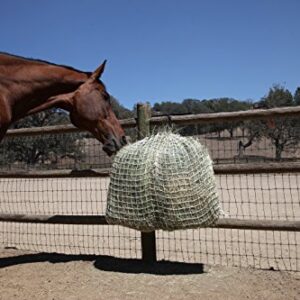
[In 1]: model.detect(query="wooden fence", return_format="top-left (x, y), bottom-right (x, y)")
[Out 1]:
top-left (1, 104), bottom-right (300, 263)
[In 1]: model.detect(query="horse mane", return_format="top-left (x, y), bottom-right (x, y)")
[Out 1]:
top-left (0, 52), bottom-right (91, 76)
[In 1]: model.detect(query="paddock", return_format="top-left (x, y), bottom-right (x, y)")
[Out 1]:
top-left (0, 105), bottom-right (299, 298)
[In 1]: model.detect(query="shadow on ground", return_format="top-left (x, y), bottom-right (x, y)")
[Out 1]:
top-left (0, 252), bottom-right (204, 275)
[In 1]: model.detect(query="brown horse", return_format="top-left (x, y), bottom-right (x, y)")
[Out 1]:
top-left (0, 53), bottom-right (126, 155)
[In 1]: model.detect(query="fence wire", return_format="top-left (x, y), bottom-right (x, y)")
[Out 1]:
top-left (157, 229), bottom-right (299, 271)
top-left (1, 222), bottom-right (141, 259)
top-left (0, 132), bottom-right (113, 171)
top-left (173, 117), bottom-right (300, 164)
top-left (0, 116), bottom-right (299, 271)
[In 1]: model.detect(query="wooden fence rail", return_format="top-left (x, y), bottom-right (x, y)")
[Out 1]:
top-left (5, 105), bottom-right (300, 138)
top-left (0, 214), bottom-right (299, 232)
top-left (150, 105), bottom-right (300, 125)
top-left (5, 119), bottom-right (136, 137)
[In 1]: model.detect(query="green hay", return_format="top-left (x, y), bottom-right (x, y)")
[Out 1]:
top-left (106, 132), bottom-right (220, 231)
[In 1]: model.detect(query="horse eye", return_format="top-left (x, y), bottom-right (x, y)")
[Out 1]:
top-left (103, 92), bottom-right (111, 103)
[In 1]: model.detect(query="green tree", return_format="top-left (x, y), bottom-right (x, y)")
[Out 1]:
top-left (262, 85), bottom-right (297, 160)
top-left (263, 84), bottom-right (294, 108)
top-left (294, 87), bottom-right (300, 105)
top-left (241, 85), bottom-right (299, 161)
top-left (153, 98), bottom-right (250, 136)
top-left (204, 98), bottom-right (251, 137)
top-left (152, 101), bottom-right (193, 135)
top-left (111, 96), bottom-right (134, 119)
top-left (153, 101), bottom-right (189, 115)
top-left (0, 109), bottom-right (84, 167)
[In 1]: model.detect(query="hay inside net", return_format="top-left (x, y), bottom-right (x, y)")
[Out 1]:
top-left (106, 132), bottom-right (220, 231)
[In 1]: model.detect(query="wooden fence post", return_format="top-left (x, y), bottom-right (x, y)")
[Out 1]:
top-left (137, 103), bottom-right (157, 263)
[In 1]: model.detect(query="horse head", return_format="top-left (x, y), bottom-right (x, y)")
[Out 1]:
top-left (57, 61), bottom-right (127, 156)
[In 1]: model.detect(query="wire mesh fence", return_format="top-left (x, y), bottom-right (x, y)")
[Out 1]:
top-left (157, 229), bottom-right (299, 271)
top-left (0, 111), bottom-right (299, 271)
top-left (0, 132), bottom-right (113, 171)
top-left (1, 222), bottom-right (141, 258)
top-left (157, 171), bottom-right (300, 271)
top-left (219, 173), bottom-right (300, 221)
top-left (0, 172), bottom-right (299, 270)
top-left (2, 115), bottom-right (299, 171)
top-left (171, 116), bottom-right (300, 164)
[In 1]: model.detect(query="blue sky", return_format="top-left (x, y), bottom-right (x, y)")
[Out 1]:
top-left (1, 0), bottom-right (299, 109)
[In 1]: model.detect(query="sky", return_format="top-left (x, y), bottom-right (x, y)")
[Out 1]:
top-left (1, 0), bottom-right (299, 109)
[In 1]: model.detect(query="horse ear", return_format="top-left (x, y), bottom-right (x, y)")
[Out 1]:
top-left (90, 60), bottom-right (107, 81)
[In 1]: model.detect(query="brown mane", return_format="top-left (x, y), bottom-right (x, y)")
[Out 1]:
top-left (0, 52), bottom-right (91, 75)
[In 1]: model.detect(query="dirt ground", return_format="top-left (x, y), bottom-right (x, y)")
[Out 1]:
top-left (0, 174), bottom-right (299, 272)
top-left (0, 173), bottom-right (299, 298)
top-left (0, 248), bottom-right (299, 300)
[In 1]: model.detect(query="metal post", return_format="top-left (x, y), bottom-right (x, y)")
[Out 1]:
top-left (137, 103), bottom-right (157, 263)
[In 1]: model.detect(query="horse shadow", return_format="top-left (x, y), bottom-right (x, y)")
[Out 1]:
top-left (0, 251), bottom-right (204, 275)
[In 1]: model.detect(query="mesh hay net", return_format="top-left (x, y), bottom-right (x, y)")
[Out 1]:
top-left (106, 132), bottom-right (220, 231)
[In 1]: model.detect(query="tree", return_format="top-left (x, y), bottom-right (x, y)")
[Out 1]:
top-left (294, 87), bottom-right (300, 105)
top-left (153, 98), bottom-right (250, 136)
top-left (152, 101), bottom-right (193, 135)
top-left (0, 109), bottom-right (84, 167)
top-left (153, 101), bottom-right (189, 115)
top-left (262, 85), bottom-right (297, 160)
top-left (110, 96), bottom-right (134, 119)
top-left (263, 84), bottom-right (294, 108)
top-left (241, 85), bottom-right (299, 161)
top-left (204, 98), bottom-right (251, 137)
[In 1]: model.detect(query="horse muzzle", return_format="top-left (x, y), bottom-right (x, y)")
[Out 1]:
top-left (103, 135), bottom-right (128, 156)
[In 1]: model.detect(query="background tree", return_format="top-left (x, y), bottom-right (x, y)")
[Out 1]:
top-left (203, 98), bottom-right (251, 137)
top-left (111, 96), bottom-right (134, 119)
top-left (0, 109), bottom-right (84, 168)
top-left (153, 98), bottom-right (250, 136)
top-left (241, 85), bottom-right (299, 161)
top-left (294, 87), bottom-right (300, 106)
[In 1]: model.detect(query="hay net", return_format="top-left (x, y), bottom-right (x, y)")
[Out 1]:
top-left (106, 132), bottom-right (220, 231)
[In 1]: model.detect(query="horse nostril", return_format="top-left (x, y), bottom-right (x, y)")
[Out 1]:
top-left (121, 135), bottom-right (127, 146)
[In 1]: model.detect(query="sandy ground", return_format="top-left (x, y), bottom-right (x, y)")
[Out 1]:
top-left (0, 248), bottom-right (299, 300)
top-left (0, 174), bottom-right (299, 219)
top-left (0, 173), bottom-right (299, 298)
top-left (0, 174), bottom-right (299, 272)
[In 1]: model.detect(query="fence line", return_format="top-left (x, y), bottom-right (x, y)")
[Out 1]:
top-left (1, 103), bottom-right (300, 270)
top-left (0, 168), bottom-right (111, 178)
top-left (5, 105), bottom-right (300, 137)
top-left (0, 214), bottom-right (299, 232)
top-left (0, 162), bottom-right (300, 178)
top-left (5, 118), bottom-right (136, 137)
top-left (150, 105), bottom-right (300, 125)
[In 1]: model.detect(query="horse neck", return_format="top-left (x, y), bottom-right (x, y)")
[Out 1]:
top-left (1, 63), bottom-right (88, 96)
top-left (0, 61), bottom-right (89, 120)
